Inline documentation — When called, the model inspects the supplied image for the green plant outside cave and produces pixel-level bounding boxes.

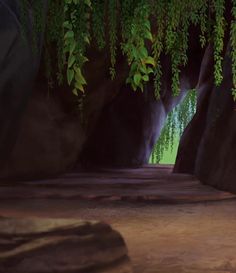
[149,135,179,164]
[150,89,197,164]
[18,0,234,162]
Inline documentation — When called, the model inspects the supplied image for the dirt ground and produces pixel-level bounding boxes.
[1,166,236,272]
[1,199,236,273]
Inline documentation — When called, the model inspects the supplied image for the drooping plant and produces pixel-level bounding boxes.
[150,89,197,164]
[18,0,235,98]
[213,0,226,86]
[92,0,106,50]
[17,0,236,162]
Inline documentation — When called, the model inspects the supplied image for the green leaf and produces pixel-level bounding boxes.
[69,40,76,54]
[147,67,154,74]
[144,31,153,42]
[63,21,72,30]
[68,54,76,68]
[72,88,78,96]
[64,30,74,39]
[132,47,139,60]
[130,62,138,73]
[143,75,149,82]
[75,67,87,85]
[140,65,147,74]
[67,68,74,85]
[84,0,91,7]
[140,83,144,92]
[134,73,142,86]
[144,20,151,31]
[75,81,85,92]
[84,35,90,44]
[145,56,155,66]
[139,47,148,58]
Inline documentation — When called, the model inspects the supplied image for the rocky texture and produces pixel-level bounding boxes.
[195,43,236,192]
[0,217,132,273]
[174,44,215,174]
[0,0,205,179]
[174,40,236,193]
[80,28,204,167]
[0,0,48,178]
[174,5,236,192]
[1,193,236,273]
[1,91,85,180]
[0,0,87,180]
[0,166,234,203]
[1,0,236,191]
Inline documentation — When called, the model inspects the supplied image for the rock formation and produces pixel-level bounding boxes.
[1,1,236,192]
[0,0,48,178]
[175,41,236,193]
[0,1,204,178]
[0,217,132,273]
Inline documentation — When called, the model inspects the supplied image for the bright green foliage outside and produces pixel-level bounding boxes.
[149,135,179,164]
[19,0,236,99]
[150,90,197,164]
[18,0,236,162]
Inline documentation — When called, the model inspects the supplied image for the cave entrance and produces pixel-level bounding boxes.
[149,90,197,165]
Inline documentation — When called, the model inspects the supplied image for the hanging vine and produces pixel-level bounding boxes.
[18,0,235,98]
[63,0,91,95]
[152,0,166,99]
[213,0,226,86]
[91,0,105,50]
[122,0,155,91]
[150,89,197,164]
[18,0,236,161]
[108,0,118,79]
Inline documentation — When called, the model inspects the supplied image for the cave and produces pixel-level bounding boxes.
[1,1,236,273]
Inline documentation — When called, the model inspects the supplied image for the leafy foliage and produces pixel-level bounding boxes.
[18,0,236,161]
[108,0,118,79]
[19,0,235,98]
[213,0,226,86]
[63,0,91,95]
[92,0,105,50]
[123,1,155,91]
[150,90,197,164]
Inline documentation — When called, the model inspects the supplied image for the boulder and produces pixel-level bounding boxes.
[0,217,132,273]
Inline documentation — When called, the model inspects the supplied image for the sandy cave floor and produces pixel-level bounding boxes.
[0,166,236,273]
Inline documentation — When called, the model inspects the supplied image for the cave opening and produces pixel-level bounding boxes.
[149,89,197,165]
[1,1,236,273]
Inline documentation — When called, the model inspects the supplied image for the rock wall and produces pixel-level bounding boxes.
[79,27,204,167]
[1,91,85,180]
[174,41,236,193]
[0,0,48,179]
[0,2,204,179]
[174,44,215,174]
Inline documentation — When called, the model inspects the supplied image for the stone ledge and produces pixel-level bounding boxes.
[0,217,132,273]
